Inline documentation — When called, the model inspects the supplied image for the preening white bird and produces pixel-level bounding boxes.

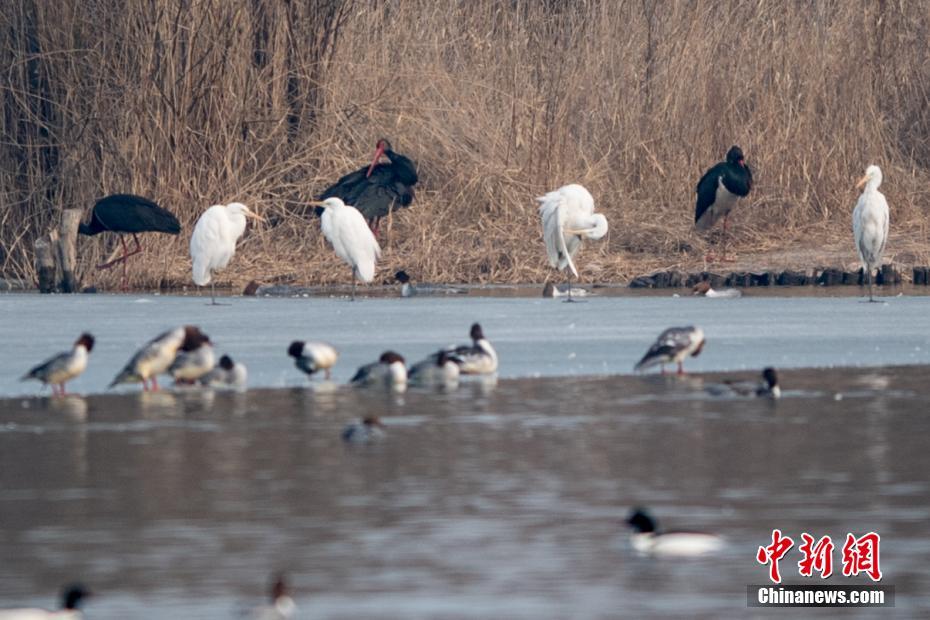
[853,165,890,302]
[310,197,381,300]
[190,202,264,304]
[537,184,608,301]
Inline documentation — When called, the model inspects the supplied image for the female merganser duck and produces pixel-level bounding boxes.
[0,583,90,619]
[634,326,705,375]
[627,509,724,557]
[707,367,781,399]
[109,326,210,391]
[408,350,460,387]
[342,416,386,443]
[287,341,338,380]
[21,333,94,396]
[250,574,296,620]
[168,331,214,384]
[442,323,498,375]
[350,351,407,388]
[691,281,742,298]
[199,354,248,388]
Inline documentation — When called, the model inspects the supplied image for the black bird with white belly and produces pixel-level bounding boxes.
[694,146,752,260]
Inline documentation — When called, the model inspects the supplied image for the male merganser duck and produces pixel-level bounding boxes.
[440,323,498,375]
[707,367,781,399]
[395,270,416,297]
[0,583,90,619]
[21,333,94,396]
[350,351,407,388]
[627,509,724,557]
[342,416,386,443]
[199,354,248,388]
[109,326,210,391]
[634,326,705,375]
[691,281,742,298]
[249,574,296,620]
[542,282,590,299]
[168,331,214,384]
[287,341,338,380]
[408,350,460,387]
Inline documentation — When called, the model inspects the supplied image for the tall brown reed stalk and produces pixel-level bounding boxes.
[2,0,929,289]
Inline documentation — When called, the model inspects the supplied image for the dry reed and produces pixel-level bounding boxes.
[2,0,930,290]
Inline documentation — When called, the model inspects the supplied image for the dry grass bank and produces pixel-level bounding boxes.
[2,0,930,290]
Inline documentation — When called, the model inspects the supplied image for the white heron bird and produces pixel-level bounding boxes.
[190,202,264,305]
[309,197,381,300]
[853,165,890,302]
[537,184,608,301]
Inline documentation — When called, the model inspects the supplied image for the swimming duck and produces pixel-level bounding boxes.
[408,350,460,387]
[707,367,781,399]
[200,354,248,388]
[109,326,210,391]
[21,333,94,396]
[440,323,498,375]
[287,341,338,380]
[0,583,90,619]
[250,574,296,620]
[342,416,386,443]
[350,351,407,388]
[691,281,742,298]
[627,508,723,557]
[634,326,705,375]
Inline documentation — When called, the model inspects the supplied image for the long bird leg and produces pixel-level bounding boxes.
[151,376,159,392]
[98,234,144,269]
[868,268,876,302]
[677,361,685,375]
[351,269,357,301]
[564,271,575,303]
[211,281,217,305]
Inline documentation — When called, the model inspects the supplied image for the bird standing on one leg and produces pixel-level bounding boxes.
[537,184,608,302]
[853,165,890,303]
[190,202,265,305]
[310,197,381,300]
[694,146,753,262]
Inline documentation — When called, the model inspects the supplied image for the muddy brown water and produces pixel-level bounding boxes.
[1,367,928,618]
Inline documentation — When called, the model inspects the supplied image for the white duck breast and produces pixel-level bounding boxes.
[350,352,407,387]
[0,585,89,620]
[288,341,338,379]
[631,531,725,557]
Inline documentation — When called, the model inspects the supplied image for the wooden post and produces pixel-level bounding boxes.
[35,235,56,293]
[58,209,82,293]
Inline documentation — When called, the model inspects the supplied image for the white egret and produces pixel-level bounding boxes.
[310,197,381,300]
[537,184,608,301]
[853,165,890,302]
[634,326,705,375]
[190,202,264,305]
[21,333,94,396]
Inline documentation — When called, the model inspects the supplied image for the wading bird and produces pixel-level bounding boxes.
[190,202,265,304]
[350,351,407,388]
[109,326,210,391]
[0,583,91,619]
[200,355,248,388]
[288,341,338,380]
[695,146,753,261]
[21,333,94,396]
[853,165,890,302]
[626,508,724,556]
[319,138,418,234]
[635,326,705,375]
[310,197,381,300]
[537,184,608,301]
[79,193,181,288]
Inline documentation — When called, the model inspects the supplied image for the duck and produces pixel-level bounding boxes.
[439,323,498,375]
[691,281,742,298]
[395,270,416,297]
[394,270,466,297]
[109,326,211,391]
[342,417,386,443]
[626,509,724,557]
[199,354,248,388]
[707,367,781,399]
[287,341,338,380]
[634,326,705,375]
[250,574,296,620]
[168,331,215,384]
[350,351,407,388]
[408,350,460,387]
[21,333,94,396]
[542,282,590,299]
[0,583,90,619]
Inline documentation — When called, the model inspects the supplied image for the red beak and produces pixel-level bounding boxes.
[366,142,386,178]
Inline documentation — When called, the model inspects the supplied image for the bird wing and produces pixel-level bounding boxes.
[190,206,232,285]
[350,361,378,384]
[320,163,416,222]
[537,190,578,276]
[721,164,752,197]
[635,328,694,369]
[694,162,724,226]
[93,194,181,234]
[22,350,69,381]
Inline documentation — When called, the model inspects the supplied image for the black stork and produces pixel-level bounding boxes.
[79,193,181,288]
[694,146,753,261]
[318,138,418,235]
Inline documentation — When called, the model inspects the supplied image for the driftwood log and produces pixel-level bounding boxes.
[57,209,82,292]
